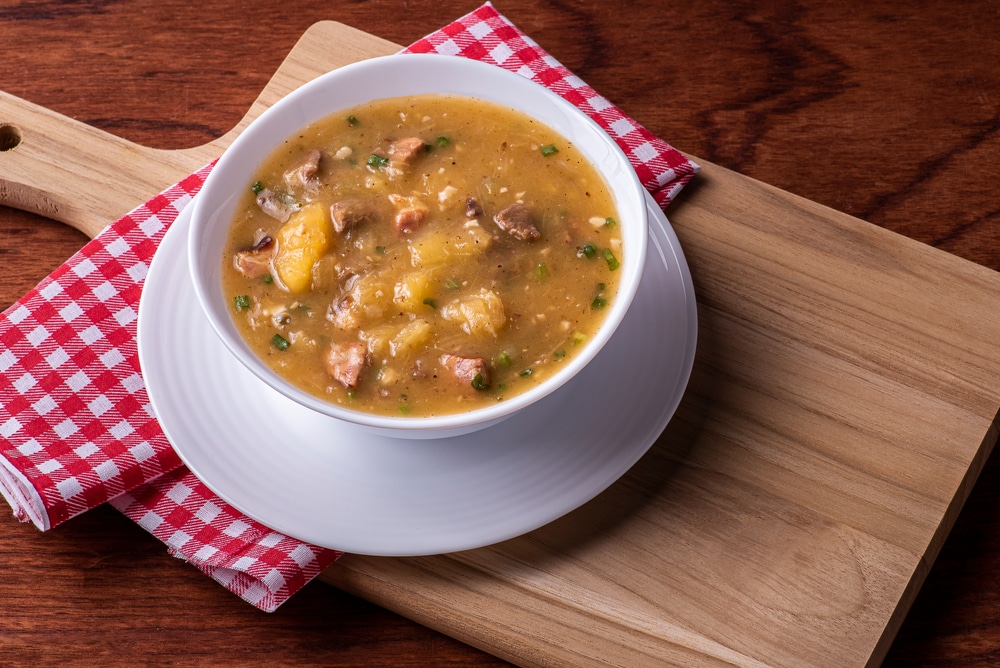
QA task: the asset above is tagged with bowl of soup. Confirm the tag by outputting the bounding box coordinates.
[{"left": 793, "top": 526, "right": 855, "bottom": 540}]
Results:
[{"left": 188, "top": 54, "right": 647, "bottom": 438}]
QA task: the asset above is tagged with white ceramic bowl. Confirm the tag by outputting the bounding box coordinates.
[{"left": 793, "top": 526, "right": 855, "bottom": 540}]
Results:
[{"left": 188, "top": 53, "right": 647, "bottom": 439}]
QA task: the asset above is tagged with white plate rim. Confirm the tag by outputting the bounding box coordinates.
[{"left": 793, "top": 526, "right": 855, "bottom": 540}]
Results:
[{"left": 137, "top": 191, "right": 697, "bottom": 556}]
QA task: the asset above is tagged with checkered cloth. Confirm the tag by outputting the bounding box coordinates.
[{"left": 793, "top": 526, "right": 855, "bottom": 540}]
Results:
[{"left": 0, "top": 2, "right": 698, "bottom": 612}]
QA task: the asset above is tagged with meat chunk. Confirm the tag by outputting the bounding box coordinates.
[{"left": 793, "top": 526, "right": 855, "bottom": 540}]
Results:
[
  {"left": 255, "top": 188, "right": 297, "bottom": 222},
  {"left": 330, "top": 198, "right": 374, "bottom": 233},
  {"left": 388, "top": 193, "right": 430, "bottom": 235},
  {"left": 232, "top": 236, "right": 275, "bottom": 278},
  {"left": 394, "top": 207, "right": 428, "bottom": 235},
  {"left": 465, "top": 196, "right": 483, "bottom": 218},
  {"left": 493, "top": 202, "right": 540, "bottom": 241},
  {"left": 324, "top": 341, "right": 367, "bottom": 388},
  {"left": 440, "top": 353, "right": 490, "bottom": 388},
  {"left": 388, "top": 137, "right": 427, "bottom": 166},
  {"left": 283, "top": 149, "right": 321, "bottom": 191}
]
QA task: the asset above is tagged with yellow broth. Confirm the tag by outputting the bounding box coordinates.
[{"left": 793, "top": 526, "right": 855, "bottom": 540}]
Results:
[{"left": 222, "top": 94, "right": 623, "bottom": 417}]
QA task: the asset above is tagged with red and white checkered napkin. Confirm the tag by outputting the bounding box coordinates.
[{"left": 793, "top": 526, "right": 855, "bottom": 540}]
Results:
[{"left": 0, "top": 2, "right": 698, "bottom": 612}]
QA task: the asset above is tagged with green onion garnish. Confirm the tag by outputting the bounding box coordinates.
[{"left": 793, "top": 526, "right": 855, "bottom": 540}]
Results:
[
  {"left": 535, "top": 262, "right": 549, "bottom": 281},
  {"left": 603, "top": 248, "right": 620, "bottom": 271},
  {"left": 435, "top": 136, "right": 450, "bottom": 148},
  {"left": 553, "top": 349, "right": 566, "bottom": 358},
  {"left": 367, "top": 153, "right": 389, "bottom": 169},
  {"left": 444, "top": 278, "right": 460, "bottom": 291},
  {"left": 471, "top": 373, "right": 489, "bottom": 391},
  {"left": 423, "top": 298, "right": 438, "bottom": 309},
  {"left": 540, "top": 144, "right": 559, "bottom": 156},
  {"left": 604, "top": 217, "right": 617, "bottom": 228},
  {"left": 592, "top": 296, "right": 607, "bottom": 309},
  {"left": 579, "top": 243, "right": 596, "bottom": 258},
  {"left": 519, "top": 369, "right": 533, "bottom": 377},
  {"left": 263, "top": 274, "right": 274, "bottom": 284},
  {"left": 250, "top": 181, "right": 264, "bottom": 195},
  {"left": 375, "top": 245, "right": 385, "bottom": 255},
  {"left": 498, "top": 351, "right": 512, "bottom": 366},
  {"left": 347, "top": 115, "right": 359, "bottom": 126},
  {"left": 233, "top": 295, "right": 251, "bottom": 312},
  {"left": 271, "top": 334, "right": 290, "bottom": 351}
]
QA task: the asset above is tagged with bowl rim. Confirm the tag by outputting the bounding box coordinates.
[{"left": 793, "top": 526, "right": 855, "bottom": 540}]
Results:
[{"left": 188, "top": 52, "right": 648, "bottom": 435}]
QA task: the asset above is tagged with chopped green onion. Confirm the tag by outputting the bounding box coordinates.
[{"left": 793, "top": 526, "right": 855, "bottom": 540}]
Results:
[
  {"left": 435, "top": 136, "right": 450, "bottom": 148},
  {"left": 603, "top": 248, "right": 620, "bottom": 271},
  {"left": 535, "top": 262, "right": 549, "bottom": 281},
  {"left": 579, "top": 242, "right": 597, "bottom": 258},
  {"left": 597, "top": 282, "right": 606, "bottom": 291},
  {"left": 233, "top": 295, "right": 251, "bottom": 312},
  {"left": 604, "top": 217, "right": 617, "bottom": 228},
  {"left": 519, "top": 369, "right": 533, "bottom": 377},
  {"left": 498, "top": 351, "right": 512, "bottom": 366},
  {"left": 572, "top": 332, "right": 587, "bottom": 345},
  {"left": 375, "top": 245, "right": 386, "bottom": 255},
  {"left": 367, "top": 153, "right": 389, "bottom": 169},
  {"left": 444, "top": 278, "right": 460, "bottom": 291},
  {"left": 347, "top": 115, "right": 359, "bottom": 126},
  {"left": 398, "top": 403, "right": 411, "bottom": 414},
  {"left": 471, "top": 373, "right": 489, "bottom": 391},
  {"left": 423, "top": 298, "right": 438, "bottom": 309},
  {"left": 591, "top": 296, "right": 607, "bottom": 309},
  {"left": 540, "top": 144, "right": 559, "bottom": 156},
  {"left": 553, "top": 349, "right": 566, "bottom": 358},
  {"left": 250, "top": 181, "right": 264, "bottom": 195},
  {"left": 346, "top": 389, "right": 357, "bottom": 399},
  {"left": 271, "top": 334, "right": 290, "bottom": 351},
  {"left": 263, "top": 274, "right": 274, "bottom": 284}
]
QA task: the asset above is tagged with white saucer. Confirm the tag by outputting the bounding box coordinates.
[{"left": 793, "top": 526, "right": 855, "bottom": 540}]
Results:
[{"left": 137, "top": 192, "right": 697, "bottom": 556}]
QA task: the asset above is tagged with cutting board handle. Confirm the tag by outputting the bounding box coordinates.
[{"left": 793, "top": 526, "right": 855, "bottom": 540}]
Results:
[
  {"left": 0, "top": 89, "right": 214, "bottom": 238},
  {"left": 0, "top": 21, "right": 398, "bottom": 239}
]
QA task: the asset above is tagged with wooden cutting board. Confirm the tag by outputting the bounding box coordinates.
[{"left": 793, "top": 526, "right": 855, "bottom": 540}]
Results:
[{"left": 3, "top": 21, "right": 1000, "bottom": 668}]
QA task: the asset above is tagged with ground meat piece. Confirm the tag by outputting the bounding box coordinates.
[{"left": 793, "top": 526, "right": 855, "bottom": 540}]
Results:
[
  {"left": 493, "top": 202, "right": 540, "bottom": 241},
  {"left": 330, "top": 198, "right": 374, "bottom": 233},
  {"left": 283, "top": 149, "right": 321, "bottom": 191},
  {"left": 465, "top": 197, "right": 483, "bottom": 218},
  {"left": 255, "top": 188, "right": 297, "bottom": 222},
  {"left": 232, "top": 236, "right": 274, "bottom": 278},
  {"left": 388, "top": 137, "right": 427, "bottom": 166},
  {"left": 440, "top": 353, "right": 490, "bottom": 387},
  {"left": 324, "top": 341, "right": 367, "bottom": 388}
]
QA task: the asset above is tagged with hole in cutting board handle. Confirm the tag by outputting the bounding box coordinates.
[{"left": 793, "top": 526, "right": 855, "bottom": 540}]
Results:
[{"left": 0, "top": 124, "right": 22, "bottom": 151}]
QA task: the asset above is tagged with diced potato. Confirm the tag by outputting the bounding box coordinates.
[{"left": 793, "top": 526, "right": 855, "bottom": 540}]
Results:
[
  {"left": 358, "top": 324, "right": 397, "bottom": 357},
  {"left": 408, "top": 224, "right": 492, "bottom": 267},
  {"left": 310, "top": 255, "right": 339, "bottom": 292},
  {"left": 441, "top": 288, "right": 506, "bottom": 337},
  {"left": 274, "top": 203, "right": 332, "bottom": 292},
  {"left": 393, "top": 268, "right": 439, "bottom": 312},
  {"left": 390, "top": 319, "right": 432, "bottom": 358},
  {"left": 328, "top": 270, "right": 391, "bottom": 330}
]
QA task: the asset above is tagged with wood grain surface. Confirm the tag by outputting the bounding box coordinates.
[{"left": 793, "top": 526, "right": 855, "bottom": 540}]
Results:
[{"left": 2, "top": 2, "right": 999, "bottom": 666}]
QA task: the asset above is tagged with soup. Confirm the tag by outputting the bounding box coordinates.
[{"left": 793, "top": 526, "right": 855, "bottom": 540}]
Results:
[{"left": 221, "top": 94, "right": 623, "bottom": 417}]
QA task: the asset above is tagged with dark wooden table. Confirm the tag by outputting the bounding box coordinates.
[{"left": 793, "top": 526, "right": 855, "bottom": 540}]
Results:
[{"left": 2, "top": 1, "right": 998, "bottom": 665}]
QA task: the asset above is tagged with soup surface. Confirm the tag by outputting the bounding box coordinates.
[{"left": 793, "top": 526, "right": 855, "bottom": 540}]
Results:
[{"left": 222, "top": 93, "right": 623, "bottom": 417}]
